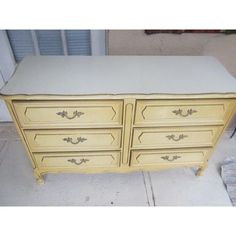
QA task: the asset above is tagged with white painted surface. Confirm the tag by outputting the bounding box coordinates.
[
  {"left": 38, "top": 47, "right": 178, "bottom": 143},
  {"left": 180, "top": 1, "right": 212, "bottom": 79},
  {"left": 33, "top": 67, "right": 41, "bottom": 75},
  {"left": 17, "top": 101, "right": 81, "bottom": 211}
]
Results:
[
  {"left": 60, "top": 30, "right": 68, "bottom": 55},
  {"left": 1, "top": 56, "right": 236, "bottom": 96},
  {"left": 0, "top": 31, "right": 16, "bottom": 81},
  {"left": 0, "top": 30, "right": 16, "bottom": 121},
  {"left": 91, "top": 30, "right": 106, "bottom": 55},
  {"left": 30, "top": 30, "right": 40, "bottom": 55}
]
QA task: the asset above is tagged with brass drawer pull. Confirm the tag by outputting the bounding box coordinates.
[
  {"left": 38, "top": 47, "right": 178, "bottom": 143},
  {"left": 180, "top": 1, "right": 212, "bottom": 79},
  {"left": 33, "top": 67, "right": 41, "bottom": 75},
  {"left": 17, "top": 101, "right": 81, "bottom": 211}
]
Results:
[
  {"left": 67, "top": 158, "right": 89, "bottom": 165},
  {"left": 161, "top": 155, "right": 181, "bottom": 162},
  {"left": 63, "top": 137, "right": 87, "bottom": 144},
  {"left": 172, "top": 108, "right": 197, "bottom": 117},
  {"left": 56, "top": 110, "right": 85, "bottom": 119},
  {"left": 166, "top": 134, "right": 188, "bottom": 141}
]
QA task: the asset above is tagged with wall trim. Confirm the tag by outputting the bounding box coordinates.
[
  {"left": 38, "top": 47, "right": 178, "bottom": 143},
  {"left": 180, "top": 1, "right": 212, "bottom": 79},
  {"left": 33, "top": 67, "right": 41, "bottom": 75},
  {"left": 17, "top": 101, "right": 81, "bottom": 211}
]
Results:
[
  {"left": 0, "top": 30, "right": 16, "bottom": 82},
  {"left": 90, "top": 30, "right": 106, "bottom": 55}
]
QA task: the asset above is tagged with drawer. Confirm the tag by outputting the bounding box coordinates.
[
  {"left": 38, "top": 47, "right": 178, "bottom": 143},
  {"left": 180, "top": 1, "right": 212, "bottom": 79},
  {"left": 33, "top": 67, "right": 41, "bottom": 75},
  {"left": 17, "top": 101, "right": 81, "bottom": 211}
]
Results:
[
  {"left": 13, "top": 100, "right": 123, "bottom": 128},
  {"left": 24, "top": 129, "right": 121, "bottom": 152},
  {"left": 135, "top": 99, "right": 235, "bottom": 126},
  {"left": 34, "top": 151, "right": 120, "bottom": 169},
  {"left": 132, "top": 126, "right": 222, "bottom": 149},
  {"left": 131, "top": 149, "right": 209, "bottom": 167}
]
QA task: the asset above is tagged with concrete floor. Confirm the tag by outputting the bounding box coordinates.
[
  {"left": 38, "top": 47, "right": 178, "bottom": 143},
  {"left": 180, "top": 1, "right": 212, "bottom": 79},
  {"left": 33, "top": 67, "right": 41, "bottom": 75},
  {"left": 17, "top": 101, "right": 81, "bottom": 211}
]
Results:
[{"left": 0, "top": 122, "right": 233, "bottom": 206}]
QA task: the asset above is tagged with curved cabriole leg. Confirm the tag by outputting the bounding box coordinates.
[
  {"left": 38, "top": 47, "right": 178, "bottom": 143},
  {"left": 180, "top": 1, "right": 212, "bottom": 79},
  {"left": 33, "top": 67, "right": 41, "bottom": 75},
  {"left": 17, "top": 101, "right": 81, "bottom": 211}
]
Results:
[
  {"left": 196, "top": 165, "right": 207, "bottom": 176},
  {"left": 34, "top": 169, "right": 45, "bottom": 184}
]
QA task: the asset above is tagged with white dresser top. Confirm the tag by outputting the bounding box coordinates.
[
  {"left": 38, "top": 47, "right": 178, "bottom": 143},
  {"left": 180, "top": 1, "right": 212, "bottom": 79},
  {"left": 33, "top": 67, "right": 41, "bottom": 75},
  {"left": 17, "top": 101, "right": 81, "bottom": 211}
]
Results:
[{"left": 1, "top": 56, "right": 236, "bottom": 96}]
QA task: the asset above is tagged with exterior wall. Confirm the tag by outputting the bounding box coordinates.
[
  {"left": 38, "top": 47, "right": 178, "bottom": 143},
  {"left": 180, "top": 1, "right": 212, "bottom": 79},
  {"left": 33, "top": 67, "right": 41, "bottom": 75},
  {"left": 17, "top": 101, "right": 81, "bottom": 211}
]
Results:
[
  {"left": 108, "top": 30, "right": 236, "bottom": 77},
  {"left": 108, "top": 30, "right": 236, "bottom": 132}
]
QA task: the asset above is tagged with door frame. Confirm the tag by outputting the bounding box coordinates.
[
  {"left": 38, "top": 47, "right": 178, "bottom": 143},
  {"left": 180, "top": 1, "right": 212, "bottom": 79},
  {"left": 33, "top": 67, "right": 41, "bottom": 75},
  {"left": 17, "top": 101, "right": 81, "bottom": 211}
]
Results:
[{"left": 0, "top": 30, "right": 16, "bottom": 121}]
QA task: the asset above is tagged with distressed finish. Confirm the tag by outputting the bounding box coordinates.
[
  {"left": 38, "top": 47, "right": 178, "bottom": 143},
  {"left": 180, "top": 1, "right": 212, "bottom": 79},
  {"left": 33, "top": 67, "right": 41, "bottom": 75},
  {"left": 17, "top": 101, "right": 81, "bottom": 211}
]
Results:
[{"left": 1, "top": 56, "right": 236, "bottom": 184}]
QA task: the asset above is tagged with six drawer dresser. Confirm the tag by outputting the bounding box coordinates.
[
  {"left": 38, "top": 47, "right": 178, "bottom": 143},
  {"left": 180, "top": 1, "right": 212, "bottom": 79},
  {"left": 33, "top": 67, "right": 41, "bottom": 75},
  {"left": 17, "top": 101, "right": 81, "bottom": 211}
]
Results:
[{"left": 1, "top": 56, "right": 236, "bottom": 184}]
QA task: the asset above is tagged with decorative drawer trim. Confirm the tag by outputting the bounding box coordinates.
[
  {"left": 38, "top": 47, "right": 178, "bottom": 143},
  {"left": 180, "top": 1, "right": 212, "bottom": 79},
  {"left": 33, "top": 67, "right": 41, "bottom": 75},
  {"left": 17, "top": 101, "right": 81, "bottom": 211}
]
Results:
[
  {"left": 131, "top": 148, "right": 210, "bottom": 167},
  {"left": 132, "top": 126, "right": 222, "bottom": 149},
  {"left": 34, "top": 151, "right": 121, "bottom": 169},
  {"left": 13, "top": 100, "right": 123, "bottom": 128},
  {"left": 135, "top": 99, "right": 235, "bottom": 126},
  {"left": 24, "top": 128, "right": 122, "bottom": 152}
]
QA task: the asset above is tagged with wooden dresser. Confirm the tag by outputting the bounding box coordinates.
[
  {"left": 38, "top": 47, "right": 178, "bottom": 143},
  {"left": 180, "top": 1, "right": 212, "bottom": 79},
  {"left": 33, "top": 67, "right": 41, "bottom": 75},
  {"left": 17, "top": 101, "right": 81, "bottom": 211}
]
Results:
[{"left": 1, "top": 56, "right": 236, "bottom": 184}]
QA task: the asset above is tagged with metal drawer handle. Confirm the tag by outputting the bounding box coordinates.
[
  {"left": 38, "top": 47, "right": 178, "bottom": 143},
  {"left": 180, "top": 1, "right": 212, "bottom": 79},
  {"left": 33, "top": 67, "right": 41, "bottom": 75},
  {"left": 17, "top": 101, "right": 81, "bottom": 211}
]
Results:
[
  {"left": 67, "top": 158, "right": 89, "bottom": 165},
  {"left": 56, "top": 110, "right": 85, "bottom": 119},
  {"left": 166, "top": 134, "right": 188, "bottom": 141},
  {"left": 63, "top": 137, "right": 87, "bottom": 144},
  {"left": 161, "top": 155, "right": 181, "bottom": 162},
  {"left": 172, "top": 108, "right": 197, "bottom": 117}
]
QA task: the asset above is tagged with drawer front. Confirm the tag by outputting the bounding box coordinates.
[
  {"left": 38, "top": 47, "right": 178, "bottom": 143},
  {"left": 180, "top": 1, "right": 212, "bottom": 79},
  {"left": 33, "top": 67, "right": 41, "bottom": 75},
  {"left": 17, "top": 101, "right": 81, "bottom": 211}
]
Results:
[
  {"left": 13, "top": 100, "right": 123, "bottom": 128},
  {"left": 135, "top": 99, "right": 235, "bottom": 126},
  {"left": 131, "top": 149, "right": 209, "bottom": 167},
  {"left": 132, "top": 126, "right": 222, "bottom": 149},
  {"left": 34, "top": 151, "right": 120, "bottom": 169},
  {"left": 25, "top": 129, "right": 121, "bottom": 152}
]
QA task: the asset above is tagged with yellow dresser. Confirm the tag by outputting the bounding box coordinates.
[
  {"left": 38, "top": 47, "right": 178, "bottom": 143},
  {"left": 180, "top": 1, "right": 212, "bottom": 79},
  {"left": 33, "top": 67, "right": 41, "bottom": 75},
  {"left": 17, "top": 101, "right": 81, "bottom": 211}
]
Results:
[{"left": 1, "top": 56, "right": 236, "bottom": 183}]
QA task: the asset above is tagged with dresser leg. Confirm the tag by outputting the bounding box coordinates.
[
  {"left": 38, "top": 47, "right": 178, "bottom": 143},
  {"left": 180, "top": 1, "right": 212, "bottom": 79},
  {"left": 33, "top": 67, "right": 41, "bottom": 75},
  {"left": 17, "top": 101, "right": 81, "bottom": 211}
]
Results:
[
  {"left": 34, "top": 169, "right": 44, "bottom": 184},
  {"left": 196, "top": 166, "right": 206, "bottom": 176}
]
